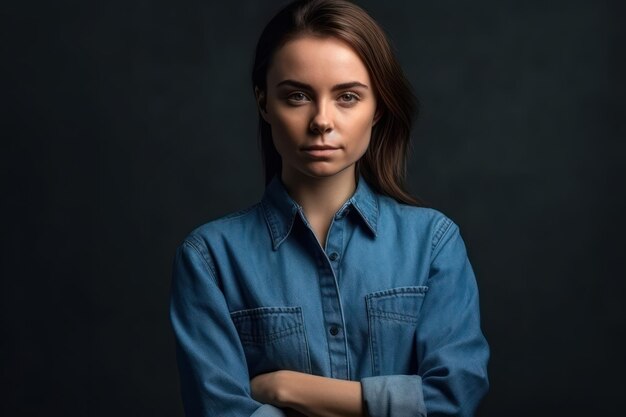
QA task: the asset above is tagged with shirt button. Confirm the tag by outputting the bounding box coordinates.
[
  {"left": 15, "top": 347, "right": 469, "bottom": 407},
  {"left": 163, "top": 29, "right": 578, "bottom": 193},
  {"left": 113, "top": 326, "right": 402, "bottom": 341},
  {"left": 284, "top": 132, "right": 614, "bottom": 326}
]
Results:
[
  {"left": 329, "top": 326, "right": 339, "bottom": 336},
  {"left": 329, "top": 252, "right": 339, "bottom": 261}
]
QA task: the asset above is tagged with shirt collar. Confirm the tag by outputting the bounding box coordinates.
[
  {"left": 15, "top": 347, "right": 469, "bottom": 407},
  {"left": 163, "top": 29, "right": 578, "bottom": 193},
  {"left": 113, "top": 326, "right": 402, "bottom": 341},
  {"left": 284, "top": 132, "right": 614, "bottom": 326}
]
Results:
[{"left": 261, "top": 173, "right": 379, "bottom": 250}]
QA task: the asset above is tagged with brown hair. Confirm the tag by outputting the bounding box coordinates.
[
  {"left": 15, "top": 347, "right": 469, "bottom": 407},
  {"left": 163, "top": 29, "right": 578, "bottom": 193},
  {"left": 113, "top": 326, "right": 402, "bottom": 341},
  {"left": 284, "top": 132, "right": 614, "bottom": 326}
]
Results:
[{"left": 252, "top": 0, "right": 422, "bottom": 206}]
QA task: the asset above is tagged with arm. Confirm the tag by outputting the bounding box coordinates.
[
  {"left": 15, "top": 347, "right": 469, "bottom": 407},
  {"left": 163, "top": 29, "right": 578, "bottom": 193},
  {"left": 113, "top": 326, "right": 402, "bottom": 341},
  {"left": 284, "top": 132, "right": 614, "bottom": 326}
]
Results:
[
  {"left": 251, "top": 371, "right": 425, "bottom": 417},
  {"left": 361, "top": 221, "right": 489, "bottom": 417},
  {"left": 251, "top": 370, "right": 363, "bottom": 417},
  {"left": 252, "top": 219, "right": 489, "bottom": 417},
  {"left": 413, "top": 220, "right": 490, "bottom": 416},
  {"left": 170, "top": 237, "right": 287, "bottom": 417}
]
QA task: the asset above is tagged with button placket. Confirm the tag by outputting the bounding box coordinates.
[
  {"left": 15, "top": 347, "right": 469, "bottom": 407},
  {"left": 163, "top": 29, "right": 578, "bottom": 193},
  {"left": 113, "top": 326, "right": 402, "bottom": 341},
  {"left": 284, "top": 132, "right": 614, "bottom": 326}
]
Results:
[
  {"left": 316, "top": 211, "right": 349, "bottom": 379},
  {"left": 326, "top": 211, "right": 344, "bottom": 266}
]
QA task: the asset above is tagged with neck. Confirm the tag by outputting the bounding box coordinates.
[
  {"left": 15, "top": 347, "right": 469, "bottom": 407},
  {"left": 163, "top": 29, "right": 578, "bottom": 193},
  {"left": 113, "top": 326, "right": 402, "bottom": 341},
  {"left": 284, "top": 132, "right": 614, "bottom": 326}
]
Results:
[{"left": 281, "top": 166, "right": 357, "bottom": 247}]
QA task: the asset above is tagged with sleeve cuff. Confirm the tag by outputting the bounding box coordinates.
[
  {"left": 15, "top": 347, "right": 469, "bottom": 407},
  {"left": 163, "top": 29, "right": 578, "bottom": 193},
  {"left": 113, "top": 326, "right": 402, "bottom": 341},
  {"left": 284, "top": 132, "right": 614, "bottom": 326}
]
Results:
[
  {"left": 250, "top": 404, "right": 288, "bottom": 417},
  {"left": 361, "top": 375, "right": 426, "bottom": 417}
]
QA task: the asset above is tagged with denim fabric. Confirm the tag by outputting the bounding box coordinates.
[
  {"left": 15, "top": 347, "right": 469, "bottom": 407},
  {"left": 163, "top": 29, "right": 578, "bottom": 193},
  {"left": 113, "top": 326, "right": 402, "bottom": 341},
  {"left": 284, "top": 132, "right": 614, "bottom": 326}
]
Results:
[{"left": 170, "top": 174, "right": 489, "bottom": 417}]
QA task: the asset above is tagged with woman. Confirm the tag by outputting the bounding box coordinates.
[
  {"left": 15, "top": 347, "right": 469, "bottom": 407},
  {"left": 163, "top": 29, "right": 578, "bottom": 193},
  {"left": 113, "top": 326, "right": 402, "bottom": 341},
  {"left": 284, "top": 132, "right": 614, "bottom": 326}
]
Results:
[{"left": 170, "top": 1, "right": 489, "bottom": 416}]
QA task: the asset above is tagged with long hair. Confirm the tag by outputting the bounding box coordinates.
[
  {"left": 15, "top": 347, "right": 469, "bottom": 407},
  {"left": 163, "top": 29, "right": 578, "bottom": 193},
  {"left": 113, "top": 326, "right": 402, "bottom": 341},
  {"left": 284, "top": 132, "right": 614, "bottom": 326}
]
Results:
[{"left": 252, "top": 0, "right": 422, "bottom": 206}]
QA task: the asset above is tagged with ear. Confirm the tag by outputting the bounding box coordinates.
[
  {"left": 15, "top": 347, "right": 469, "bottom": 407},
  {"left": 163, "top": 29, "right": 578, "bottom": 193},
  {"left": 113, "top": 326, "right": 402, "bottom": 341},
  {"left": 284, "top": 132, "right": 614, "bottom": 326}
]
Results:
[
  {"left": 372, "top": 106, "right": 382, "bottom": 126},
  {"left": 254, "top": 86, "right": 270, "bottom": 123}
]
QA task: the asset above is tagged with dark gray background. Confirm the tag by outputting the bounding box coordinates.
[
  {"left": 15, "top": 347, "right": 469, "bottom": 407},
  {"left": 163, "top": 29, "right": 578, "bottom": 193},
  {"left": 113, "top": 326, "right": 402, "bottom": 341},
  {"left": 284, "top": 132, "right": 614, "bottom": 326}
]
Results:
[{"left": 2, "top": 1, "right": 624, "bottom": 416}]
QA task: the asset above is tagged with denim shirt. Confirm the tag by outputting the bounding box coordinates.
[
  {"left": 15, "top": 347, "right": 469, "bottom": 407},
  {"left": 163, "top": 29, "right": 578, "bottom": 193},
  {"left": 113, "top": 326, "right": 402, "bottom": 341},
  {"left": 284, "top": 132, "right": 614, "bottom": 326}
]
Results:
[{"left": 170, "top": 174, "right": 489, "bottom": 417}]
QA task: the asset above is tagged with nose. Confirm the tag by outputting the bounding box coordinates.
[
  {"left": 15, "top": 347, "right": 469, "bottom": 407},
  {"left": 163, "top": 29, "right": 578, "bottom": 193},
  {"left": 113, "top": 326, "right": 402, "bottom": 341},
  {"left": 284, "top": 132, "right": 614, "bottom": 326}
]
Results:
[{"left": 309, "top": 102, "right": 333, "bottom": 134}]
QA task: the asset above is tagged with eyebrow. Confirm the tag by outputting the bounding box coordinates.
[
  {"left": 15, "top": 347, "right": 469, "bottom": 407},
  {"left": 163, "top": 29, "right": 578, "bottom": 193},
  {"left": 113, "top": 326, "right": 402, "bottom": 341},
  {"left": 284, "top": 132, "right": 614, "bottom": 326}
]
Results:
[{"left": 275, "top": 79, "right": 369, "bottom": 91}]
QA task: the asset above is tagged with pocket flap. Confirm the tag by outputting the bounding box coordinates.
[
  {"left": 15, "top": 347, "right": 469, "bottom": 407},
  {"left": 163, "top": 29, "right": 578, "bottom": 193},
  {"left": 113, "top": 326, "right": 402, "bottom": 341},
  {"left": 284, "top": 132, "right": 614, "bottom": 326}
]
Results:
[
  {"left": 366, "top": 286, "right": 429, "bottom": 322},
  {"left": 230, "top": 306, "right": 305, "bottom": 343}
]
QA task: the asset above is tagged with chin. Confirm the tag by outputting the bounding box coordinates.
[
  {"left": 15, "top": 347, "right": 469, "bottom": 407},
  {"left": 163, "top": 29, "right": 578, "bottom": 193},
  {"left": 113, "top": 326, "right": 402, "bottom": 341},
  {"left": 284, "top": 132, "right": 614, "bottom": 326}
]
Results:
[{"left": 299, "top": 163, "right": 353, "bottom": 179}]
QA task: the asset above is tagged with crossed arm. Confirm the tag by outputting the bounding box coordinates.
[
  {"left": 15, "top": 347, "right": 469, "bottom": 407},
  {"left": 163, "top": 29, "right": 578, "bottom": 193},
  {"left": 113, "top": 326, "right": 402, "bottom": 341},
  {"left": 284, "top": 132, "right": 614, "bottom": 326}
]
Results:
[
  {"left": 250, "top": 370, "right": 363, "bottom": 417},
  {"left": 171, "top": 224, "right": 489, "bottom": 417},
  {"left": 171, "top": 239, "right": 371, "bottom": 417}
]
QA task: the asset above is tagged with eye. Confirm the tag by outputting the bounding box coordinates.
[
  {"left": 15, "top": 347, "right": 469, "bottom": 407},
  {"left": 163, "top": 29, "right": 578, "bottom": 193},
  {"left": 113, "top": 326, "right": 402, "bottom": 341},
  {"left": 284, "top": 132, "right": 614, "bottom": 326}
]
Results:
[
  {"left": 287, "top": 92, "right": 309, "bottom": 103},
  {"left": 338, "top": 92, "right": 360, "bottom": 104}
]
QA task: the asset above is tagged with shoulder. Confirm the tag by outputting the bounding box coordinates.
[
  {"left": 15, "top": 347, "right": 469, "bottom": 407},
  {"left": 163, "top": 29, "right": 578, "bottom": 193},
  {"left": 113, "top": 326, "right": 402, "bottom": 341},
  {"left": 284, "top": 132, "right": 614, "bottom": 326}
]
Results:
[
  {"left": 181, "top": 203, "right": 264, "bottom": 248},
  {"left": 377, "top": 194, "right": 458, "bottom": 252}
]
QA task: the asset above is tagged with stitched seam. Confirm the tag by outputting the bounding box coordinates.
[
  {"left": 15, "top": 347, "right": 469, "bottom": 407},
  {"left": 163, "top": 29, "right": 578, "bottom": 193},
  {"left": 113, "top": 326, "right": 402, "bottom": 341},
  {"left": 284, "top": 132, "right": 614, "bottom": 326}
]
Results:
[
  {"left": 184, "top": 237, "right": 218, "bottom": 286},
  {"left": 371, "top": 193, "right": 379, "bottom": 231},
  {"left": 230, "top": 306, "right": 302, "bottom": 318},
  {"left": 365, "top": 297, "right": 378, "bottom": 375},
  {"left": 261, "top": 200, "right": 280, "bottom": 247},
  {"left": 353, "top": 202, "right": 377, "bottom": 235},
  {"left": 236, "top": 324, "right": 304, "bottom": 343},
  {"left": 366, "top": 286, "right": 429, "bottom": 299},
  {"left": 431, "top": 216, "right": 453, "bottom": 252},
  {"left": 368, "top": 310, "right": 419, "bottom": 323},
  {"left": 298, "top": 309, "right": 313, "bottom": 374},
  {"left": 278, "top": 207, "right": 299, "bottom": 248}
]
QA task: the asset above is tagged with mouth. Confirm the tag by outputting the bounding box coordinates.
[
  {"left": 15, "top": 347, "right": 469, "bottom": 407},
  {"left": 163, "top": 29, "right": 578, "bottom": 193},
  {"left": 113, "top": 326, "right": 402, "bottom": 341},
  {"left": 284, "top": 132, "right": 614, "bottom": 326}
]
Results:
[
  {"left": 302, "top": 145, "right": 340, "bottom": 151},
  {"left": 301, "top": 145, "right": 340, "bottom": 157}
]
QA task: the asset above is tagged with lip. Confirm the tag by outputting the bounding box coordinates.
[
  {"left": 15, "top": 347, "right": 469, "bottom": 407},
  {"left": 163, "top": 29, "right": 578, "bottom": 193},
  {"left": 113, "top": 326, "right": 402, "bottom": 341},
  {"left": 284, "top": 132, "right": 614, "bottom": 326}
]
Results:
[{"left": 302, "top": 145, "right": 340, "bottom": 157}]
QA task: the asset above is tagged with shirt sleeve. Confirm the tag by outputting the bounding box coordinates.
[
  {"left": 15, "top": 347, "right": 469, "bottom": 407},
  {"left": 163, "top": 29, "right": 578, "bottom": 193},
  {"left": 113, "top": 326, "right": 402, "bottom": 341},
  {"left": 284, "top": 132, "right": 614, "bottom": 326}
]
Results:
[
  {"left": 169, "top": 237, "right": 288, "bottom": 417},
  {"left": 360, "top": 219, "right": 490, "bottom": 417}
]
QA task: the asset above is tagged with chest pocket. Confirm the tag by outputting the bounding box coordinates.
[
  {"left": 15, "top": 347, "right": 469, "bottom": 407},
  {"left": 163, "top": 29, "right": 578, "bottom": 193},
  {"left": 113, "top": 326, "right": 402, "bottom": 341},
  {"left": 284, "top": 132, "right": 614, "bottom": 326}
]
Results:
[
  {"left": 230, "top": 306, "right": 312, "bottom": 377},
  {"left": 366, "top": 286, "right": 428, "bottom": 375}
]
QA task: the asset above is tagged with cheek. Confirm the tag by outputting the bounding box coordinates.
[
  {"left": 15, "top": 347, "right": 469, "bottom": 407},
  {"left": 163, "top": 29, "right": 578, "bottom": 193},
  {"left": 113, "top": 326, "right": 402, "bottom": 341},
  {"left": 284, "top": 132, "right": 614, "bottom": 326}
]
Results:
[
  {"left": 267, "top": 104, "right": 307, "bottom": 142},
  {"left": 344, "top": 109, "right": 376, "bottom": 146}
]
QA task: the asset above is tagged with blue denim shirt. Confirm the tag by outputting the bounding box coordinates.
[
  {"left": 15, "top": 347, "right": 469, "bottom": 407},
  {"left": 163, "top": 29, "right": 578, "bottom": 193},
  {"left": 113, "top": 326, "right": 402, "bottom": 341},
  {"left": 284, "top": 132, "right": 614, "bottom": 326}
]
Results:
[{"left": 170, "top": 174, "right": 489, "bottom": 417}]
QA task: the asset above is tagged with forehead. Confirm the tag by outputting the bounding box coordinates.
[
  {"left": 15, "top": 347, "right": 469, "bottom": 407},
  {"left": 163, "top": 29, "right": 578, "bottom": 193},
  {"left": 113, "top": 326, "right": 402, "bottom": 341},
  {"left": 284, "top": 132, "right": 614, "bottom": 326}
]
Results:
[{"left": 267, "top": 35, "right": 371, "bottom": 87}]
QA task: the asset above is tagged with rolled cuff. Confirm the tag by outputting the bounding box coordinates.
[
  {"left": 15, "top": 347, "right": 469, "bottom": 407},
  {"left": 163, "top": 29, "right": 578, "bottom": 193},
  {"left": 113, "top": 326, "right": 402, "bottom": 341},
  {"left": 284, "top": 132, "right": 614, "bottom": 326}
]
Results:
[
  {"left": 250, "top": 404, "right": 288, "bottom": 417},
  {"left": 361, "top": 375, "right": 426, "bottom": 417}
]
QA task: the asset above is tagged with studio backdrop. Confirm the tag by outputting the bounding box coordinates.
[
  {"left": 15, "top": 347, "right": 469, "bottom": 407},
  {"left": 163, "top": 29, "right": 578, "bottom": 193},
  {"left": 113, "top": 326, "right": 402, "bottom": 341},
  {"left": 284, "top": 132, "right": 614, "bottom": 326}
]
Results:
[{"left": 2, "top": 1, "right": 624, "bottom": 416}]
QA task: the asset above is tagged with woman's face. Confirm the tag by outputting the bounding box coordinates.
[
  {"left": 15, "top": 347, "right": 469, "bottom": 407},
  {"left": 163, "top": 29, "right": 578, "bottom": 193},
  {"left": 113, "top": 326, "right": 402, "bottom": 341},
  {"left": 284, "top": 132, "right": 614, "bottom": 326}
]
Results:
[{"left": 258, "top": 35, "right": 379, "bottom": 182}]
